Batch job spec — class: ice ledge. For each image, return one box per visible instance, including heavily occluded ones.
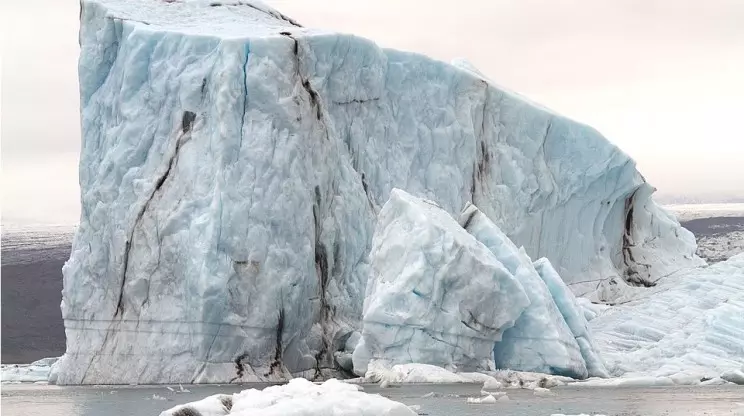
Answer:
[83,0,309,37]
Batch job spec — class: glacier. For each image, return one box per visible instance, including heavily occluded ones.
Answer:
[58,0,701,384]
[351,189,530,375]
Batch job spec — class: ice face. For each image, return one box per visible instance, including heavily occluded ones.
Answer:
[59,0,700,384]
[459,203,589,379]
[352,189,530,375]
[533,259,609,378]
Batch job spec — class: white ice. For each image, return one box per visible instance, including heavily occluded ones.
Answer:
[60,0,700,384]
[591,253,744,384]
[466,394,497,404]
[533,259,609,378]
[361,361,571,390]
[459,202,593,379]
[0,357,57,383]
[352,189,530,374]
[161,378,416,416]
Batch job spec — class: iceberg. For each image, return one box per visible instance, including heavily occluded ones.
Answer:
[351,189,530,375]
[458,202,590,379]
[160,378,415,416]
[59,0,701,384]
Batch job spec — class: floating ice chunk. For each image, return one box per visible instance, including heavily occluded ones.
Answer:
[591,254,744,382]
[534,259,609,378]
[365,362,471,384]
[0,357,58,383]
[159,394,231,415]
[490,369,572,389]
[467,395,497,404]
[482,377,504,391]
[551,414,607,416]
[228,378,415,416]
[353,190,530,374]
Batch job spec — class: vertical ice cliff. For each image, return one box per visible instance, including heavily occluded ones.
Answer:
[459,203,601,379]
[59,0,701,384]
[351,189,530,375]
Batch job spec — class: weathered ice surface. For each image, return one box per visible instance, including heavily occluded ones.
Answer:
[351,189,530,375]
[591,253,744,382]
[59,0,700,383]
[458,202,589,379]
[533,259,609,378]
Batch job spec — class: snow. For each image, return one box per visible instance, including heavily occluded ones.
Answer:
[458,202,589,379]
[60,0,700,384]
[161,378,416,416]
[352,190,530,374]
[1,358,57,383]
[591,253,744,383]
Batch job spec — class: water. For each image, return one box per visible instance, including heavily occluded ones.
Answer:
[1,383,743,416]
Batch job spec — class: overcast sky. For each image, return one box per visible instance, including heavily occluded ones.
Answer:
[2,0,743,225]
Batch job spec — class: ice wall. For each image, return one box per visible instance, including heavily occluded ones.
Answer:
[458,203,590,379]
[58,0,700,384]
[351,189,530,375]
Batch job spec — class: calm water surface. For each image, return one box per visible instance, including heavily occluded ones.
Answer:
[2,383,743,416]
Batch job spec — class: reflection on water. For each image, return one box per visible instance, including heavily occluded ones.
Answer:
[2,383,743,416]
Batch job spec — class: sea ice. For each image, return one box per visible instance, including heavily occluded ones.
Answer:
[459,202,590,379]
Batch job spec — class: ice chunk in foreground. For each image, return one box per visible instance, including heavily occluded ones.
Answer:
[61,0,701,384]
[352,190,530,375]
[161,378,415,416]
[459,202,589,379]
[591,253,744,382]
[467,394,497,404]
[534,259,609,378]
[1,358,57,383]
[160,393,232,416]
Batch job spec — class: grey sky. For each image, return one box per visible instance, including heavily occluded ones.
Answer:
[2,0,743,225]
